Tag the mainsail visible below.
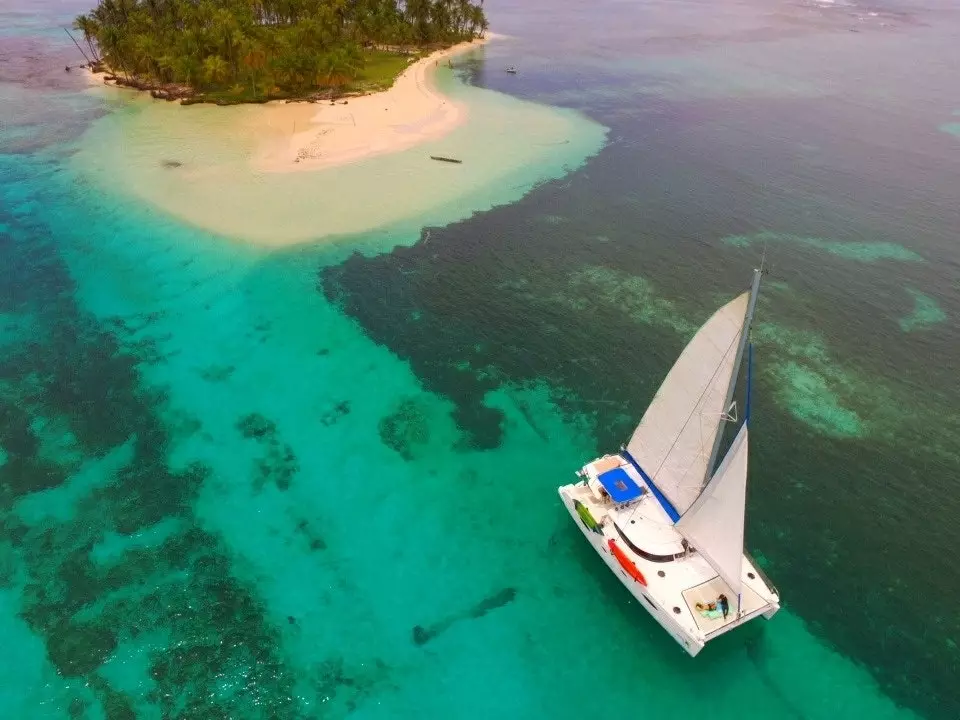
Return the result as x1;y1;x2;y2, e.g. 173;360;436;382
675;424;749;597
625;291;750;515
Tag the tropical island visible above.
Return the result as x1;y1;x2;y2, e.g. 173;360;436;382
73;0;488;104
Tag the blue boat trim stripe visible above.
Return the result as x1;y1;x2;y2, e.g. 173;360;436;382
745;342;754;426
620;448;681;523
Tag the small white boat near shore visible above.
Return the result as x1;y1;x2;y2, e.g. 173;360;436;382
558;268;780;656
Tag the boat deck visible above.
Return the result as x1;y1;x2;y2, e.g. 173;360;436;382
682;576;768;635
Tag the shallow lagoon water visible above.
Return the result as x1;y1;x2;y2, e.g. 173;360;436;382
3;155;921;718
2;0;960;719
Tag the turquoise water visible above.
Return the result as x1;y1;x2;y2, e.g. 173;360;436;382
3;0;960;718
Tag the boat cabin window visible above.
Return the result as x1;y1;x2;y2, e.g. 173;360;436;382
613;523;687;563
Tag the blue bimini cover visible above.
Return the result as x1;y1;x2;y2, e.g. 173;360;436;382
597;467;643;504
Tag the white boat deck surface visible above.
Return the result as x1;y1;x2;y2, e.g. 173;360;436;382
592;455;621;474
682;576;768;635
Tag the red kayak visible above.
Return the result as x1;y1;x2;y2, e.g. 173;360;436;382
608;538;647;585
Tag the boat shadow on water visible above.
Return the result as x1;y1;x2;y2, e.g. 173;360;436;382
412;587;518;646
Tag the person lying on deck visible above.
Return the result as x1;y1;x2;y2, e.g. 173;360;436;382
696;594;731;620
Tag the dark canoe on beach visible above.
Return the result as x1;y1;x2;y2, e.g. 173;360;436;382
430;155;463;164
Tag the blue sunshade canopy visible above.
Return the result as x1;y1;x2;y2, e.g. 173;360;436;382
597;467;643;503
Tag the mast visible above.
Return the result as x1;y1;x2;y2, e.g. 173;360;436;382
701;268;761;488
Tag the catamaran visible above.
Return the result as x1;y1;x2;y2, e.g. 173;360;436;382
558;269;779;656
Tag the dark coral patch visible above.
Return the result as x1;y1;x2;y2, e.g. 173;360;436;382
294;518;327;552
378;398;431;461
68;698;87;719
199;364;235;382
236;413;298;491
236;412;276;440
90;676;137;720
104;460;209;536
1;191;301;717
412;625;432;645
254;442;299;492
0;402;69;502
319;400;350;427
46;621;118;676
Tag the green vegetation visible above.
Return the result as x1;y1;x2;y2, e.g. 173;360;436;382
74;0;487;102
354;47;426;91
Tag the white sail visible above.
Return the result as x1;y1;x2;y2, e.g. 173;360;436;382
626;292;749;514
676;423;749;597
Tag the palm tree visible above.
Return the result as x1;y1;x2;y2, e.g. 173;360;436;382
98;23;131;78
174;55;201;86
404;0;432;43
203;55;230;85
469;6;487;37
320;43;360;89
242;44;268;97
133;32;162;78
430;0;452;42
73;14;102;63
157;54;176;83
77;0;488;96
212;9;240;70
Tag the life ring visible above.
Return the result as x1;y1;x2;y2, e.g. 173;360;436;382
608;538;647;585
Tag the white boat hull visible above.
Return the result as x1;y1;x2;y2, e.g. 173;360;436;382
559;484;779;657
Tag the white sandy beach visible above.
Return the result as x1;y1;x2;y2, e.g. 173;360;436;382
87;37;491;174
250;37;490;173
73;32;607;247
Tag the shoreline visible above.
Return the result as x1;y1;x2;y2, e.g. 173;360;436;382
252;36;490;174
85;36;492;175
